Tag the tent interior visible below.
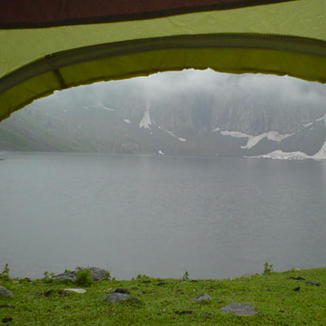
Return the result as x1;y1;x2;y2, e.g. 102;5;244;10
0;0;325;122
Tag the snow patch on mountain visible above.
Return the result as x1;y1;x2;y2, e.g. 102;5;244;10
97;103;115;111
139;106;152;129
316;114;326;122
163;129;186;142
248;139;326;161
249;150;310;160
221;130;292;149
221;130;248;138
243;131;292;149
166;130;176;137
313;140;326;160
303;122;313;128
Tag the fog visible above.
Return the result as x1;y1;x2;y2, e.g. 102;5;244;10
49;69;326;111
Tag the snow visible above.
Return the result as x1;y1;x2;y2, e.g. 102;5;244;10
123;119;131;124
248;150;310;160
247;142;326;161
242;116;326;160
166;130;176;137
139;105;152;129
221;130;292;149
212;127;220;132
164;129;186;142
313;140;326;160
221;130;249;138
158;150;165;155
316;114;326;122
303;122;313;128
243;131;292;149
97;103;115;111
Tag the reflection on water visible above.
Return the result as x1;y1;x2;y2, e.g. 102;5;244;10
0;152;325;279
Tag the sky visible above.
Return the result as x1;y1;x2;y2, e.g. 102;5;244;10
49;69;326;112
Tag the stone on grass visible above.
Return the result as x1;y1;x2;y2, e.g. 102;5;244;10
0;305;15;309
288;276;305;281
306;281;321;286
104;293;137;303
175;310;193;315
113;288;130;294
88;267;109;281
193;293;212;301
221;303;257;316
64;288;87;294
0;286;13;297
54;267;109;282
55;271;77;282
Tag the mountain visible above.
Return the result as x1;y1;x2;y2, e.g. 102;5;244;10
0;70;325;159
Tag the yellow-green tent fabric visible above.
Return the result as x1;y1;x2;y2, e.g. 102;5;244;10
0;0;325;121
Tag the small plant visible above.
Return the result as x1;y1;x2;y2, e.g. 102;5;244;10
182;270;189;281
133;274;152;282
263;262;274;275
43;271;55;283
75;269;93;287
0;264;10;281
103;270;112;280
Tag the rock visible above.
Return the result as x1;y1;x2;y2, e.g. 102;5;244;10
2;317;13;323
156;282;166;286
193;293;212;301
174;310;193;315
74;267;109;281
0;286;13;298
0;305;15;309
113;288;130;294
64;288;87;294
87;267;110;281
288;276;305;281
103;293;137;303
221;303;257;316
306;281;321;286
55;271;77;282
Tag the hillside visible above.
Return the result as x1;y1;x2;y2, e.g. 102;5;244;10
1;70;325;159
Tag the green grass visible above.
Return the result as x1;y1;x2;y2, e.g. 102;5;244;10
1;268;326;325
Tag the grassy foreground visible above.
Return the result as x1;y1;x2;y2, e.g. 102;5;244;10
1;268;326;326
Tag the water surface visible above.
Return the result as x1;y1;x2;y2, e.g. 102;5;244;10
0;152;325;279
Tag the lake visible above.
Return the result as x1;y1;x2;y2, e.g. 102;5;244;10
0;152;325;279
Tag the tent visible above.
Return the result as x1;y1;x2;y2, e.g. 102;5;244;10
0;0;325;121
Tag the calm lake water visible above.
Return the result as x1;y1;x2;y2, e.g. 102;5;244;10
0;152;325;279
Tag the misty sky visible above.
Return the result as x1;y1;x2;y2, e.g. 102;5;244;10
47;69;326;111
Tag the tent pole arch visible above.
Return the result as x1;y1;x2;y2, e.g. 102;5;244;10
0;0;325;121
